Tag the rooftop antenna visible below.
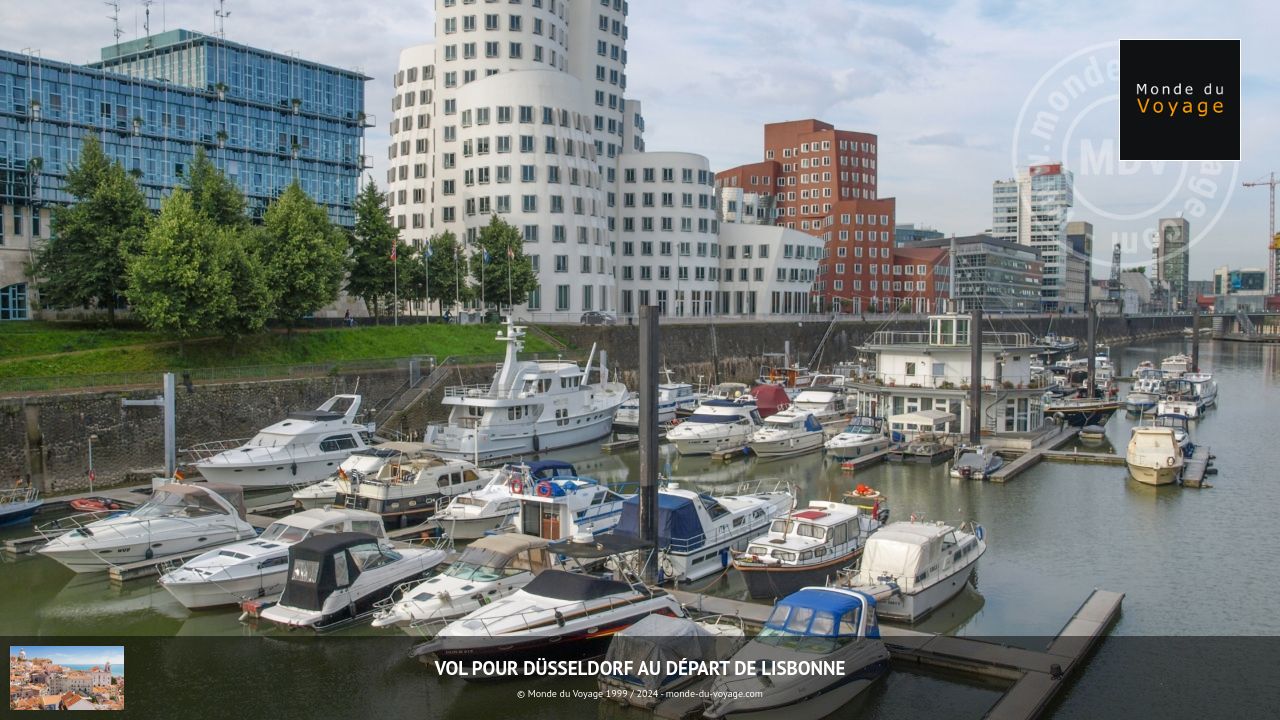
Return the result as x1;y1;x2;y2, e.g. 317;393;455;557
105;1;123;47
142;0;154;46
215;0;231;39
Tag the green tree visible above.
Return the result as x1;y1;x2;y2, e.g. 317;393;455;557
345;181;400;321
214;227;274;343
260;181;347;329
423;231;471;318
184;147;248;227
35;135;148;324
467;215;539;311
125;190;234;348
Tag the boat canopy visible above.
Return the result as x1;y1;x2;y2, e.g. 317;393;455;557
280;531;378;611
750;384;790;416
521;568;634;601
525;460;577;479
150;483;246;519
603;614;746;692
614;493;705;551
459;534;551;572
764;587;878;639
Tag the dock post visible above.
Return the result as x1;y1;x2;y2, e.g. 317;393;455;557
1087;303;1097;398
969;307;982;445
1191;305;1201;371
163;372;176;480
638;306;661;584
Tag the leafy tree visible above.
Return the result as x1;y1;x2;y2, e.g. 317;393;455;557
125;190;234;349
214;227;274;343
423;231;472;317
345;181;400;321
467;215;539;310
260;181;347;329
35;135;148;324
184;147;248;227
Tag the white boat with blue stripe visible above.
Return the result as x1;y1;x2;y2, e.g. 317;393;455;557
509;460;633;541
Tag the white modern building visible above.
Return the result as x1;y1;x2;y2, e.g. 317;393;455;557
1155;217;1190;311
717;224;822;316
718;186;773;225
992;162;1084;311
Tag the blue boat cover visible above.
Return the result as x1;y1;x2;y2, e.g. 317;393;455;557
526;460;576;479
803;414;823;433
613;493;704;551
764;588;878;638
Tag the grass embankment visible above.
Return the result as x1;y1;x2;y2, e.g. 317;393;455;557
0;322;560;380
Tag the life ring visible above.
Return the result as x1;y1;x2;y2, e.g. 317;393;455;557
854;484;874;496
508;475;523;494
1166;395;1176;401
1166;456;1175;467
535;481;554;497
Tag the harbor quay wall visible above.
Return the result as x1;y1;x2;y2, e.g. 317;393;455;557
0;315;1190;494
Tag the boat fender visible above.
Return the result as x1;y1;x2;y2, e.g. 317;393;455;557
719;547;730;569
554;609;565;628
291;461;298;476
535;481;554;497
532;434;540;454
975;525;985;541
144;548;154;560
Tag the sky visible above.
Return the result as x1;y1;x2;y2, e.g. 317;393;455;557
10;646;125;668
3;0;1276;280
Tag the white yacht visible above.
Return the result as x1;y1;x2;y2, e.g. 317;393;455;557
949;445;1005;480
291;443;435;510
667;399;764;456
785;385;853;431
158;508;388;609
409;569;685;666
336;455;488;528
370;534;553;630
1126;426;1184;486
614;374;700;429
192;395;373;488
749;411;825;458
611;483;793;583
422;318;628;463
840;519;986;623
704;587;890;720
37;483;256;573
704;382;752;402
510;462;632;541
1156;377;1211;418
257;531;448;631
424;462;537;539
734;499;884;599
824;416;890;459
1161;353;1192;378
1183;372;1218;408
0;486;42;527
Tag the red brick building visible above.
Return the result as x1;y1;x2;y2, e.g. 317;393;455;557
716;119;897;313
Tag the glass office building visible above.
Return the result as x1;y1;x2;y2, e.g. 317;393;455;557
0;31;370;319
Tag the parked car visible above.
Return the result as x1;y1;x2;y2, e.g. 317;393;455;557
580;311;617;326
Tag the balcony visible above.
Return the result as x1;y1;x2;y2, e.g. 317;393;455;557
864;330;1036;348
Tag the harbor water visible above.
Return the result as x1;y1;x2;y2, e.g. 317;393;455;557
4;337;1280;718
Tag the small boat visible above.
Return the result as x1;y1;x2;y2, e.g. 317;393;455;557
0;486;42;527
1079;425;1107;443
67;497;123;514
1124;372;1166;413
825;416;890;459
1161;354;1192;378
1044;397;1122;427
749;411;825;458
705;382;752;402
614;372;700;429
1155;379;1205;418
291;443;437;510
785;385;854;431
842;485;890;522
611;482;793;583
257;531;447;631
1126;427;1184;486
371;534;554;630
159;507;389;609
192;394;373;488
1154;413;1194;456
598;613;746;710
703;587;890;719
425;461;550;539
509;461;632;541
1183;372;1218;408
838;519;986;623
409;568;686;666
37;483;256;573
667;399;764;456
335;454;488;528
949;445;1004;480
887;433;955;464
733;499;884;600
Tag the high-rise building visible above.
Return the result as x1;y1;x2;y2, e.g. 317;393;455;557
717;119;896;314
1066;220;1094;306
894;223;944;247
1155;217;1190;310
0;31;370;321
992;163;1083;311
910;235;1043;313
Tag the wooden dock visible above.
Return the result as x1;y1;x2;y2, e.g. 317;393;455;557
1039;449;1126;465
667;587;1123;720
1181;445;1214;488
835;447;893;471
710;445;752;462
601;432;667;454
989;428;1080;482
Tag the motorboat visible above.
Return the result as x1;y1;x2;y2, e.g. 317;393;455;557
599;613;747;710
614;372;700;429
67;497;123;514
667;400;764;456
1155;378;1207;418
509;460;633;541
949;445;1005;480
1043;396;1122;427
424;462;543;539
825;416;890;459
757;362;820;397
1161;353;1192;378
291;443;439;510
422;318;628;463
1182;372;1218;408
610;482;793;583
733;500;884;600
257;531;447;631
409;568;686;666
1038;333;1080;356
748;383;792;418
37;483;256;573
370;534;554;631
336;454;488;528
158;508;389;609
1124;372;1166;413
887;433;955;464
1154;413;1194;456
703;587;890;719
785;386;853;431
0;487;43;527
749;411;825;459
838;519;986;623
841;485;891;524
704;382;752;402
192;395;373;488
1126;427;1184;486
1079;425;1107;443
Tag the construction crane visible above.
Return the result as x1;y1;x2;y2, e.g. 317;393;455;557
1242;172;1278;294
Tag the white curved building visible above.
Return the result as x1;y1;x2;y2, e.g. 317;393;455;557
387;44;437;315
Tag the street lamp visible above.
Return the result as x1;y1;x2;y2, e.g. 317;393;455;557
88;434;99;493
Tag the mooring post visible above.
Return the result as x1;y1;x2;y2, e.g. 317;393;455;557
1087;303;1097;398
969;308;982;445
638;306;660;584
1191;304;1201;372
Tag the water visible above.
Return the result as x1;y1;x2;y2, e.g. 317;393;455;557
4;337;1278;718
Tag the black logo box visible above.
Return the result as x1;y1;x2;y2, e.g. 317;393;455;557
1119;39;1240;161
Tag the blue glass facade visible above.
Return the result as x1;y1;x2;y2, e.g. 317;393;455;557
0;30;369;225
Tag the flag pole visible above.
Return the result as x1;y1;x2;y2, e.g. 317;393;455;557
507;241;513;309
393;244;399;327
424;241;430;320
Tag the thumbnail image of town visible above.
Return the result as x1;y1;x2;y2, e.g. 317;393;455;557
9;646;124;711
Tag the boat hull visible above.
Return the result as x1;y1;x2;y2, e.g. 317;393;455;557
1127;463;1182;486
824;438;890;459
749;433;824;458
38;527;252;573
0;502;42;527
1046;403;1121;427
425;413;620;464
874;555;980;623
161;568;287;609
197;456;346;488
669;427;754;456
737;549;861;600
427;512;514;540
706;654;889;720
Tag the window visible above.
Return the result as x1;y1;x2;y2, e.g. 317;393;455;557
556;285;570;311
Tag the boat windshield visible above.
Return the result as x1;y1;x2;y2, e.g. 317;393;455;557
768;519;825;538
132;489;225;518
843;422;878;435
442;545;522;582
260;522;310;543
686;413;739;424
757;604;862;652
246;432;296;448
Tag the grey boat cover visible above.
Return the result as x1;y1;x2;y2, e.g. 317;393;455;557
602;614;746;693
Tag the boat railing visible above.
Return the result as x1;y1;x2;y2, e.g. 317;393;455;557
182;438;251;462
442;383;506;399
0;487;39;505
411;591;658;640
34;510;241;543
